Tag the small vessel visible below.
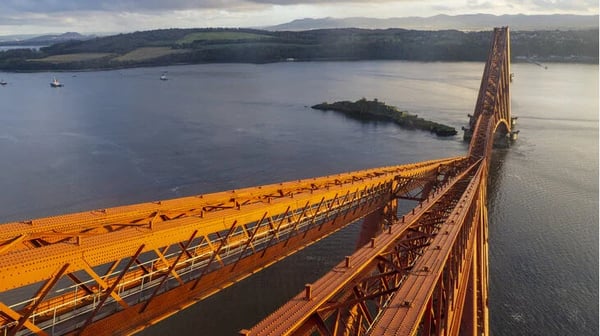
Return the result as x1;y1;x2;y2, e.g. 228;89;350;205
0;79;6;86
160;72;168;81
50;77;63;87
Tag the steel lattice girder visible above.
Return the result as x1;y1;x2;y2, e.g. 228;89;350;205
0;157;465;336
469;27;511;160
0;157;461;255
243;159;483;336
369;164;485;335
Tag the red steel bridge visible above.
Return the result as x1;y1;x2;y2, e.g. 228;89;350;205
0;27;514;336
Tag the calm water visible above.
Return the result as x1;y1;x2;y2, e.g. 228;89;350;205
0;61;597;335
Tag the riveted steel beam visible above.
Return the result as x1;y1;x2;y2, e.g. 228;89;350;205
1;158;461;335
243;159;481;336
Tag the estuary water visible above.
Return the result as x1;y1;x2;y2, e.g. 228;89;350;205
0;61;597;335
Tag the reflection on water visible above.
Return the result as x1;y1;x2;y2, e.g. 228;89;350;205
0;61;597;335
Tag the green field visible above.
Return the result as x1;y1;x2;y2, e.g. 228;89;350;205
34;53;114;63
113;47;188;62
177;31;273;44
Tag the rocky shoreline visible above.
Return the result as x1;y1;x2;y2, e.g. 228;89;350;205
312;98;457;137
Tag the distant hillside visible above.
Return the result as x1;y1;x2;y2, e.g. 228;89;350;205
0;34;40;43
0;32;95;46
268;14;599;31
0;28;597;71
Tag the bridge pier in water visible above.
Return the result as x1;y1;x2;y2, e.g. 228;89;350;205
0;27;512;336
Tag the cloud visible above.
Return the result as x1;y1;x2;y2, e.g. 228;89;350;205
529;0;598;11
0;0;271;32
0;0;247;13
0;0;417;14
1;0;597;15
249;0;404;3
466;0;498;10
0;0;597;35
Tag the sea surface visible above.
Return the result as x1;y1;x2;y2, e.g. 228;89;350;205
0;61;597;335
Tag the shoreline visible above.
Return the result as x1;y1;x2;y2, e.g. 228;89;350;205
312;98;458;137
1;27;596;72
0;58;596;73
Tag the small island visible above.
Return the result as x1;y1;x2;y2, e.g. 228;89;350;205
312;98;457;137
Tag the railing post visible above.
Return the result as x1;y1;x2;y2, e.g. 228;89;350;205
305;284;312;300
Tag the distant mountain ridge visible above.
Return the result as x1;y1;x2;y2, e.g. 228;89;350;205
26;32;94;43
268;14;599;31
0;32;95;46
0;34;40;43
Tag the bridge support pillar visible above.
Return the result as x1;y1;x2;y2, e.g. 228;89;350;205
493;132;510;148
356;199;397;249
462;126;473;142
357;209;383;249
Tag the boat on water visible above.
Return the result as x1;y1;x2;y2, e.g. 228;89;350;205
50;77;63;87
160;72;168;81
0;80;7;86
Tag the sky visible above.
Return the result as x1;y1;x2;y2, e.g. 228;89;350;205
0;0;598;36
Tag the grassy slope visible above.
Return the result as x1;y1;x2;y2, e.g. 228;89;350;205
114;47;189;62
34;53;114;63
177;31;273;44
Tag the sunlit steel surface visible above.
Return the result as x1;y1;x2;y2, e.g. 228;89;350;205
0;27;511;336
0;158;462;335
243;27;510;336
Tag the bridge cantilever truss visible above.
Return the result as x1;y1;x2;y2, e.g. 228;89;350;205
243;26;511;336
0;157;464;336
0;28;512;336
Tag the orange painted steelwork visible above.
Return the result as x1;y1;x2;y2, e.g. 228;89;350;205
244;159;482;336
243;27;511;336
1;27;511;336
0;157;462;336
